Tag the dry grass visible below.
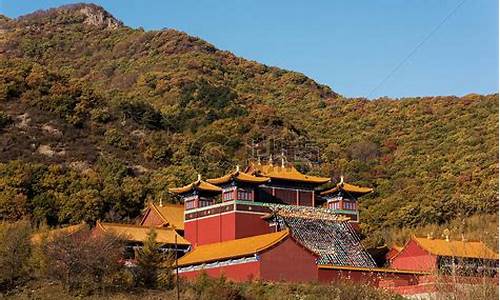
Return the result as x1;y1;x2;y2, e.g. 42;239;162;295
431;275;499;300
2;277;404;300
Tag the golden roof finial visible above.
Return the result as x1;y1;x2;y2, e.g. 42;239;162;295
197;174;202;182
257;156;261;165
281;150;285;168
443;228;450;242
236;165;240;172
159;197;163;207
269;154;273;166
340;175;344;185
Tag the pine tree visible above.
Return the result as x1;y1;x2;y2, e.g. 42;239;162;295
135;228;174;289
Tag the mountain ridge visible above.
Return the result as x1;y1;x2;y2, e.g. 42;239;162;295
14;3;123;29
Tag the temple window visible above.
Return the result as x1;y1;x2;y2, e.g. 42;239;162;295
199;198;214;208
185;199;196;210
223;191;234;201
343;202;357;210
328;201;340;210
237;189;253;201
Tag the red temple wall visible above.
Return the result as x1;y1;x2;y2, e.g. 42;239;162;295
391;240;437;272
184;213;236;247
180;238;317;283
260;238;318;282
317;268;419;286
180;261;260;282
184;211;271;247
140;209;164;227
298;191;313;206
235;212;271;239
274;189;296;205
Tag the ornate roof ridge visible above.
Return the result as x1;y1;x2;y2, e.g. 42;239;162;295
169;178;222;194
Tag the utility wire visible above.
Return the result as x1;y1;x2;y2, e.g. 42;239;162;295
366;0;467;99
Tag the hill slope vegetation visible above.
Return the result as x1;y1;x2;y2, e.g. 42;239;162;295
0;4;497;246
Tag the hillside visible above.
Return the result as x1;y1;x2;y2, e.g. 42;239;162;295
0;4;498;246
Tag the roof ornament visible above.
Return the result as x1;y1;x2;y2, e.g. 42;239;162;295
340;175;344;185
159;197;163;207
269;154;273;166
236;165;240;172
442;228;450;242
257;156;261;165
426;232;434;239
197;174;202;182
281;150;285;168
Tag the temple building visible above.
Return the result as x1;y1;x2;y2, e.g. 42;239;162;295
244;160;330;207
206;165;270;202
390;235;499;276
169;175;222;211
167;160;380;280
319;176;373;222
177;229;319;282
169;160;373;248
170;167;273;247
140;202;185;235
94;221;190;258
31;159;499;297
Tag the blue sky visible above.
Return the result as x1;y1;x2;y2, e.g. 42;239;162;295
1;0;498;98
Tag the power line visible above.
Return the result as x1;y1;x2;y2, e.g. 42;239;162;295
366;0;467;99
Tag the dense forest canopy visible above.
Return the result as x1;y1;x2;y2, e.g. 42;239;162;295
0;4;498;246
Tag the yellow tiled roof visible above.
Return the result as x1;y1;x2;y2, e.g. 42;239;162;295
413;236;498;260
207;169;270;185
321;182;373;196
31;223;87;244
178;230;290;266
96;222;190;246
247;163;330;184
169;179;222;194
149;202;185;230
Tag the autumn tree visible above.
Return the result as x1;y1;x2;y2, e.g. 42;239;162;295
40;227;126;295
0;221;32;291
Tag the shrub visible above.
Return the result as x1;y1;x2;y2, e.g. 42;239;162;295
90;107;113;123
104;128;131;150
118;100;164;130
0;220;32;291
239;280;403;300
188;273;242;300
0;111;12;130
39;227;126;295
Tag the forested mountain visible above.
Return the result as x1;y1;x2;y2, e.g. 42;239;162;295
0;4;497;246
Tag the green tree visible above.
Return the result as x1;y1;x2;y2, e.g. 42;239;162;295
134;229;174;289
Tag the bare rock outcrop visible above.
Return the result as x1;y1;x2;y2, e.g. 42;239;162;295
78;4;122;30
